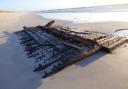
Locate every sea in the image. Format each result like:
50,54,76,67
37,12,128,23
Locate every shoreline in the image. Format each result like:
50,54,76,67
34,12,128,33
35,13,72,24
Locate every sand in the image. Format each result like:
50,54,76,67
0,12,128,89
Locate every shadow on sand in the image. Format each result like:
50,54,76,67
0,32,42,89
77,51,107,67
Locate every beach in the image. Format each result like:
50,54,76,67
0,12,128,89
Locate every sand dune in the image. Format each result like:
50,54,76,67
0,12,128,89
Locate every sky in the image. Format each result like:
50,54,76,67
0,0,128,11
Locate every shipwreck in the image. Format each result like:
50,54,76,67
15,20,128,78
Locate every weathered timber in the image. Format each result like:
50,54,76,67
33,46,79,72
64,45,101,65
24,27,83,50
37,26,97,47
36,26,127,52
44,20,55,27
41,45,102,78
15,20,128,78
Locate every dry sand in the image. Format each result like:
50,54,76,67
0,12,128,89
68,22,128,33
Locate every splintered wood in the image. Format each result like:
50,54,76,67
15,21,127,78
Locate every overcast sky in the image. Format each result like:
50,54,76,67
0,0,128,11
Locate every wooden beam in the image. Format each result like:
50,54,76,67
41,45,102,78
44,20,55,27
